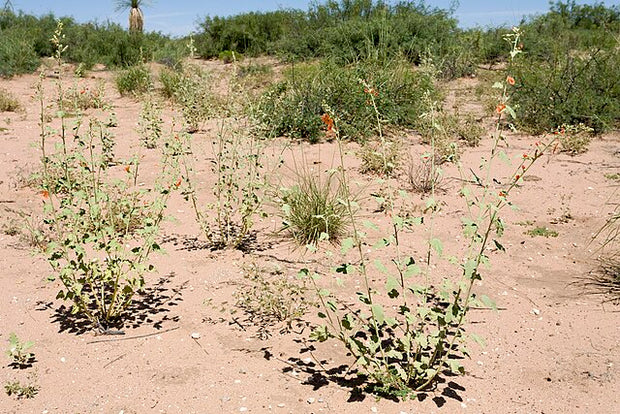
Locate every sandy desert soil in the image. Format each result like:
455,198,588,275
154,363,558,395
0,61,618,414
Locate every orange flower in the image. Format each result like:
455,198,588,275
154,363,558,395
175,178,182,188
506,76,515,85
364,87,379,97
522,153,529,159
499,191,507,198
321,113,334,132
496,104,506,114
515,174,520,181
124,166,130,173
41,190,49,199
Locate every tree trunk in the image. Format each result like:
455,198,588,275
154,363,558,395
129,7,144,33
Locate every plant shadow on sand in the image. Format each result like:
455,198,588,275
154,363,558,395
162,231,275,253
282,339,466,407
47,272,187,335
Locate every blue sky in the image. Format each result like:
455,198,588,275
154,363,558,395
5,1,619,36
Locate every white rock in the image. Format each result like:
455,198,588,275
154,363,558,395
191,332,201,339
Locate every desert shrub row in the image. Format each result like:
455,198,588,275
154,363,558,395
0,9,185,77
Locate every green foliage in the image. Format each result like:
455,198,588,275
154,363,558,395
417,108,460,164
5,333,34,368
159,64,215,132
0,29,40,78
300,27,557,398
195,1,470,79
115,64,152,96
526,226,559,238
180,121,265,249
511,49,619,134
280,171,350,246
255,59,438,142
218,50,243,63
0,9,184,77
36,33,179,327
0,87,20,111
137,93,163,149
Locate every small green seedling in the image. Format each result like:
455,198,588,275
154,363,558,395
6,333,35,368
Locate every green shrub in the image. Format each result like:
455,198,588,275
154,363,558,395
115,64,152,96
218,50,243,63
511,49,619,134
0,30,39,78
255,59,438,142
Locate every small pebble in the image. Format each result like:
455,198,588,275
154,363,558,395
191,332,201,339
531,308,541,315
60,357,66,363
371,407,378,413
239,408,248,412
277,403,285,407
307,398,315,404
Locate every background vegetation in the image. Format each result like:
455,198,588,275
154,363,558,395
0,1,618,134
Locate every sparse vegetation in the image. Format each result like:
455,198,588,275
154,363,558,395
4,379,38,399
234,263,313,337
0,87,20,111
115,64,152,96
526,226,559,238
5,333,34,368
0,1,618,410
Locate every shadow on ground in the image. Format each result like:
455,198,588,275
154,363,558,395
47,272,187,335
283,339,466,407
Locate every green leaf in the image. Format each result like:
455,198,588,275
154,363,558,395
385,276,400,298
318,289,330,297
373,259,389,274
340,237,355,254
463,259,477,279
430,238,443,255
506,105,517,119
371,304,385,325
470,333,486,347
479,295,497,310
492,82,504,89
309,325,330,342
363,220,379,231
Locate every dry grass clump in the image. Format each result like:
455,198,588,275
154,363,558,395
0,88,20,112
